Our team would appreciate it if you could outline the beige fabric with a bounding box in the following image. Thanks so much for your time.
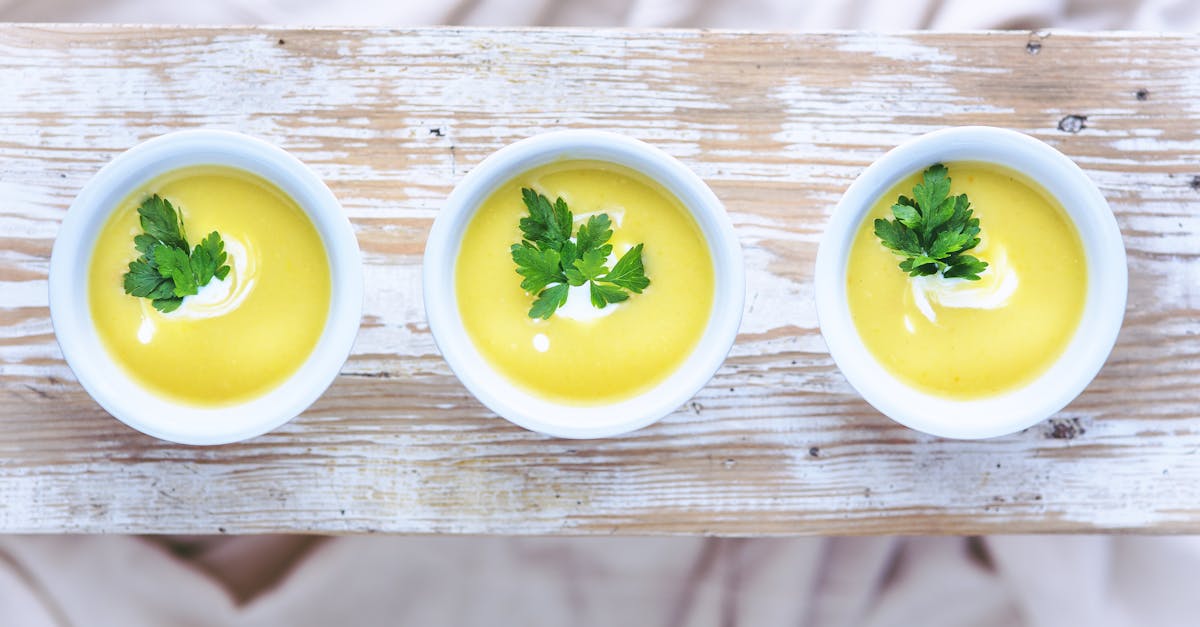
[1,0,1199,29]
[4,535,1200,626]
[4,0,1200,624]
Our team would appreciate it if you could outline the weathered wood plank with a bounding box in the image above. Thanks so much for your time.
[1,26,1199,534]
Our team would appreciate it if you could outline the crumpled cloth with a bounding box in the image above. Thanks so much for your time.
[3,535,1200,626]
[3,0,1199,625]
[0,0,1198,29]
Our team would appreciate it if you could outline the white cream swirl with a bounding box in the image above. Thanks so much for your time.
[554,279,621,322]
[136,236,257,344]
[909,241,1018,326]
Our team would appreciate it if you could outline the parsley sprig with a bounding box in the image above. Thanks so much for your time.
[873,164,988,281]
[122,194,231,313]
[510,188,650,320]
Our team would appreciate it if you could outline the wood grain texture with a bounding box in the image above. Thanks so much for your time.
[1,26,1198,535]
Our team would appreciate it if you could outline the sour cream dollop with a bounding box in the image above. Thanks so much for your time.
[909,241,1018,326]
[136,236,257,344]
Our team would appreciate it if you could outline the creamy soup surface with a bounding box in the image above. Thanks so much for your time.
[456,160,715,404]
[89,167,331,405]
[847,162,1087,398]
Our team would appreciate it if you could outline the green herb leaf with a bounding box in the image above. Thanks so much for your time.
[589,281,629,308]
[942,254,989,279]
[528,283,569,320]
[121,195,233,310]
[511,188,650,319]
[569,247,609,284]
[152,296,183,313]
[557,240,579,272]
[190,231,230,287]
[575,213,614,257]
[600,244,650,293]
[153,243,197,298]
[510,244,565,294]
[873,219,922,258]
[136,194,188,251]
[519,188,573,250]
[891,201,921,230]
[873,164,989,281]
[133,233,160,256]
[123,259,170,298]
[912,165,952,235]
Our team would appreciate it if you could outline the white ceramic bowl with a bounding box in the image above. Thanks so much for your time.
[424,130,744,439]
[49,130,363,445]
[815,126,1127,439]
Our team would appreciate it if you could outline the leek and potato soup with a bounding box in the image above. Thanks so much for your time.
[846,162,1086,398]
[455,160,714,404]
[89,166,331,405]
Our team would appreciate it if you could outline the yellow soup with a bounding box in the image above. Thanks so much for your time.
[456,160,715,404]
[89,167,331,405]
[847,162,1087,398]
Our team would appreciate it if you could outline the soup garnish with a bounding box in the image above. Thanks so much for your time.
[510,188,649,319]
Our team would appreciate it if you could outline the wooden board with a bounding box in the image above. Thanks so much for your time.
[1,26,1199,534]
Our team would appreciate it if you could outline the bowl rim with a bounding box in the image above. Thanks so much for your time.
[423,130,745,439]
[814,126,1127,439]
[48,129,363,445]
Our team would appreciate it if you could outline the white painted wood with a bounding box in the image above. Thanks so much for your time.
[1,26,1198,534]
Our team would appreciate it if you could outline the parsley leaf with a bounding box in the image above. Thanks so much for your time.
[942,254,988,279]
[565,247,608,287]
[511,244,565,294]
[529,283,570,320]
[519,188,573,250]
[133,233,160,256]
[191,230,230,286]
[121,194,233,312]
[873,164,988,281]
[601,244,650,293]
[575,214,613,258]
[153,296,183,313]
[589,281,629,308]
[153,243,197,297]
[137,194,188,251]
[510,188,651,319]
[123,259,171,298]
